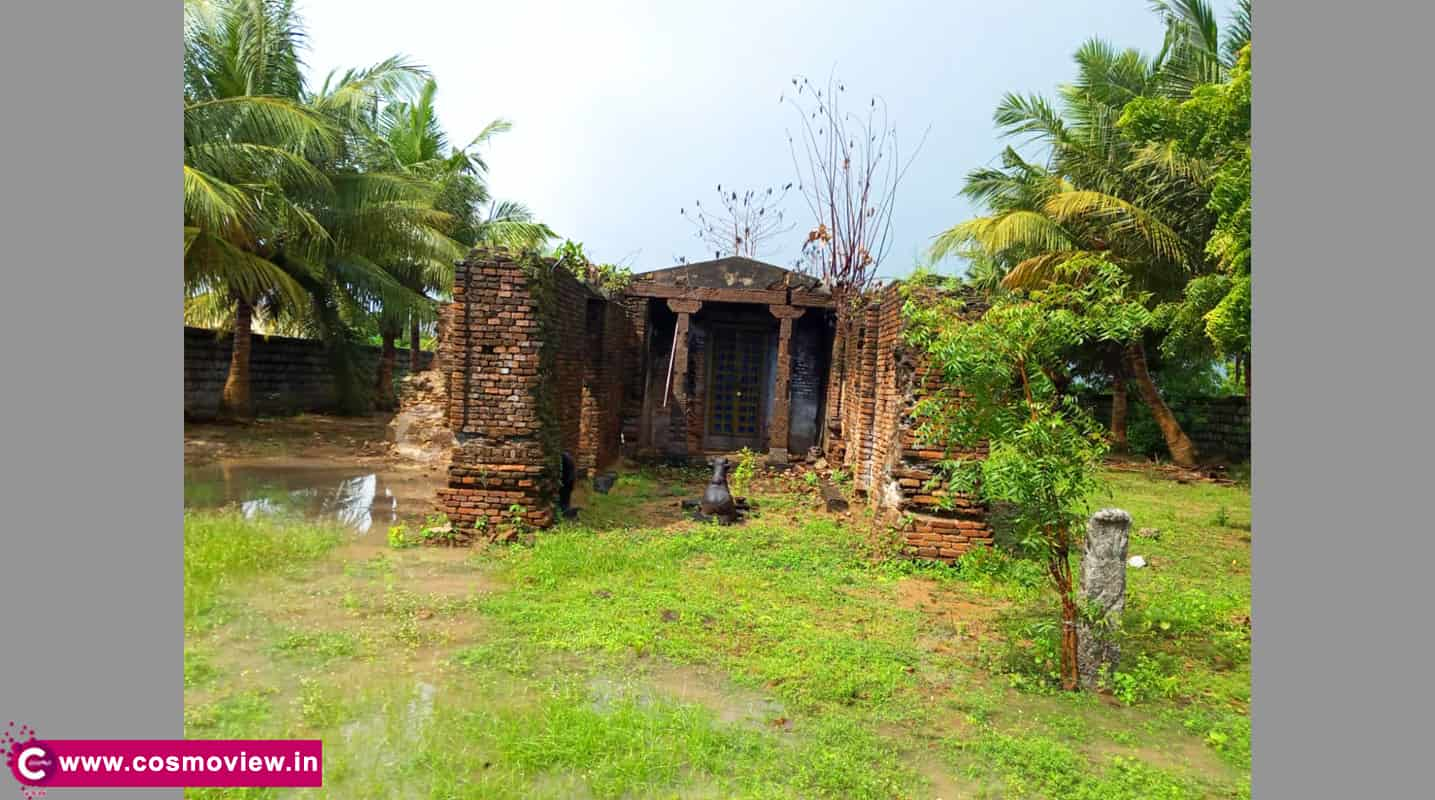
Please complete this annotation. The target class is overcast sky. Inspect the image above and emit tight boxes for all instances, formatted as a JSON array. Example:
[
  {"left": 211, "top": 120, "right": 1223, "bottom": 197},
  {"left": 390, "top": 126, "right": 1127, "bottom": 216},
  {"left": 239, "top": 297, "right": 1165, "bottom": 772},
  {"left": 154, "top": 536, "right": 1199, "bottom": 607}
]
[{"left": 296, "top": 0, "right": 1236, "bottom": 278}]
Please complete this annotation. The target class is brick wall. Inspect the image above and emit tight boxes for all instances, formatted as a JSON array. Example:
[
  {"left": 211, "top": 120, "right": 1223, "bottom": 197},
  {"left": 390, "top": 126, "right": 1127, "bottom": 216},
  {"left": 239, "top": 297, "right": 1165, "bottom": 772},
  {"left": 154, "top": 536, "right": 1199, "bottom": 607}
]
[
  {"left": 577, "top": 299, "right": 630, "bottom": 473},
  {"left": 183, "top": 327, "right": 432, "bottom": 419},
  {"left": 619, "top": 296, "right": 649, "bottom": 449},
  {"left": 1090, "top": 393, "right": 1250, "bottom": 462},
  {"left": 553, "top": 273, "right": 589, "bottom": 463},
  {"left": 437, "top": 251, "right": 629, "bottom": 538},
  {"left": 839, "top": 284, "right": 995, "bottom": 563}
]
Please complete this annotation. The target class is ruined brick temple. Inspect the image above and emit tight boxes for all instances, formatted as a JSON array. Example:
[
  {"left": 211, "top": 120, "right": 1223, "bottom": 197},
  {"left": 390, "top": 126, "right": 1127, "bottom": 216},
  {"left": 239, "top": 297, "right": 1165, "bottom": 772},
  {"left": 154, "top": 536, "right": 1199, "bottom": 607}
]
[{"left": 435, "top": 249, "right": 992, "bottom": 560}]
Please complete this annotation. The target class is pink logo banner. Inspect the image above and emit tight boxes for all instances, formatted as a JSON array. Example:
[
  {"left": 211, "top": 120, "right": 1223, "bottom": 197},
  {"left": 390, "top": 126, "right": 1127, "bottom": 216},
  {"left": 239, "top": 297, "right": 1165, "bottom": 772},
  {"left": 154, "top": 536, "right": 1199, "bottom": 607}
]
[{"left": 6, "top": 738, "right": 323, "bottom": 790}]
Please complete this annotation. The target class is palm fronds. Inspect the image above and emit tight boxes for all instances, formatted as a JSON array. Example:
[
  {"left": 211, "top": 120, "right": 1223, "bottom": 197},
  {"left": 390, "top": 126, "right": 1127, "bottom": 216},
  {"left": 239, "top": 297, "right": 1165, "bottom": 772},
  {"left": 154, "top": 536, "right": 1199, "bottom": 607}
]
[{"left": 474, "top": 200, "right": 557, "bottom": 252}]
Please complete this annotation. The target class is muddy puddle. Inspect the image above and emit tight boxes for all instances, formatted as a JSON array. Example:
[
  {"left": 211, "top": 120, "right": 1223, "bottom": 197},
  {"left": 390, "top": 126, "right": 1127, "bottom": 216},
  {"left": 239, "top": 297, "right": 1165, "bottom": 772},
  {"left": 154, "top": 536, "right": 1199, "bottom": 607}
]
[{"left": 184, "top": 458, "right": 442, "bottom": 534}]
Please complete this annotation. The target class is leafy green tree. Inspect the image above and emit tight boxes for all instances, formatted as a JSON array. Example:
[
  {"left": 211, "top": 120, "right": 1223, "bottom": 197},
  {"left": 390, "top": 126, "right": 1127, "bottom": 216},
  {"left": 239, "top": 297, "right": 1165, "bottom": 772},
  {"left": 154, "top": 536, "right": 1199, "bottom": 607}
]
[
  {"left": 1124, "top": 46, "right": 1252, "bottom": 397},
  {"left": 903, "top": 256, "right": 1152, "bottom": 690},
  {"left": 928, "top": 2, "right": 1250, "bottom": 464},
  {"left": 931, "top": 47, "right": 1204, "bottom": 464},
  {"left": 308, "top": 69, "right": 474, "bottom": 410}
]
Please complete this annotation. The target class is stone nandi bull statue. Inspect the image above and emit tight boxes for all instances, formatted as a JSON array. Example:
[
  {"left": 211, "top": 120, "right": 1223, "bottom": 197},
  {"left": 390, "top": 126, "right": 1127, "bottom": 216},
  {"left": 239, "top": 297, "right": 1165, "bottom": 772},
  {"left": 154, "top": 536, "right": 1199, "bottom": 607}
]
[{"left": 700, "top": 457, "right": 738, "bottom": 524}]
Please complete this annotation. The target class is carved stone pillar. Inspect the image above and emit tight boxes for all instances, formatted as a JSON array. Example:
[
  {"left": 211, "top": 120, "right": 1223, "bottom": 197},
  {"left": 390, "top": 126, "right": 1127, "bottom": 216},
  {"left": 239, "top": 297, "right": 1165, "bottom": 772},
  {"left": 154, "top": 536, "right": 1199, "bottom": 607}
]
[
  {"left": 1077, "top": 508, "right": 1133, "bottom": 691},
  {"left": 666, "top": 299, "right": 702, "bottom": 458},
  {"left": 767, "top": 305, "right": 806, "bottom": 463}
]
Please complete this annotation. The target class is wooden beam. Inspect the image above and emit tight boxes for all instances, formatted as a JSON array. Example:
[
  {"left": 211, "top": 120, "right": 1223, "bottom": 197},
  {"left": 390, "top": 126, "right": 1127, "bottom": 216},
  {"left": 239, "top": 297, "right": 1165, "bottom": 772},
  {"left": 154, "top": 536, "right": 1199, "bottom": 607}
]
[
  {"left": 626, "top": 282, "right": 788, "bottom": 305},
  {"left": 789, "top": 290, "right": 835, "bottom": 308}
]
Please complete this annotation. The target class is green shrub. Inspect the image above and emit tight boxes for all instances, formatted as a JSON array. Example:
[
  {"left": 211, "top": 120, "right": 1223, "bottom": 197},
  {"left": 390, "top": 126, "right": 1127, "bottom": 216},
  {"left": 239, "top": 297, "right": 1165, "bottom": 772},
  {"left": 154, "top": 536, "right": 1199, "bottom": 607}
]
[
  {"left": 730, "top": 447, "right": 759, "bottom": 497},
  {"left": 387, "top": 524, "right": 414, "bottom": 549}
]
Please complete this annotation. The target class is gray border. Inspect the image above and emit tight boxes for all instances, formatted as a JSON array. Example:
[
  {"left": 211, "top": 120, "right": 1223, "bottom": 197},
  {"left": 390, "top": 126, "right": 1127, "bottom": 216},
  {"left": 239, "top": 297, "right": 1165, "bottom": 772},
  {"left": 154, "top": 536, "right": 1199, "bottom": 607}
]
[
  {"left": 1256, "top": 1, "right": 1434, "bottom": 795},
  {"left": 0, "top": 1, "right": 181, "bottom": 796}
]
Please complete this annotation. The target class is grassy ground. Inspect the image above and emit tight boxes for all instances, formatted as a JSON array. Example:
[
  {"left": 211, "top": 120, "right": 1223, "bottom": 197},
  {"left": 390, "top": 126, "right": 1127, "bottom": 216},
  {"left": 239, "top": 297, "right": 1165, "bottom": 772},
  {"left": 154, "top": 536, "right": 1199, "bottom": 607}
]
[{"left": 184, "top": 462, "right": 1250, "bottom": 799}]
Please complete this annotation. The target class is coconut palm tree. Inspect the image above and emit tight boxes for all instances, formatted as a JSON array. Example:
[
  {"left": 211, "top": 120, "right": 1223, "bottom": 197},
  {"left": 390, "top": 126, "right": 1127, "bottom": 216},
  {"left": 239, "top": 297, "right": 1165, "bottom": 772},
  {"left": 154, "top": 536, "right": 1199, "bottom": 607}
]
[
  {"left": 1151, "top": 0, "right": 1252, "bottom": 97},
  {"left": 359, "top": 79, "right": 554, "bottom": 392},
  {"left": 183, "top": 0, "right": 335, "bottom": 418},
  {"left": 928, "top": 3, "right": 1250, "bottom": 466},
  {"left": 184, "top": 0, "right": 440, "bottom": 418}
]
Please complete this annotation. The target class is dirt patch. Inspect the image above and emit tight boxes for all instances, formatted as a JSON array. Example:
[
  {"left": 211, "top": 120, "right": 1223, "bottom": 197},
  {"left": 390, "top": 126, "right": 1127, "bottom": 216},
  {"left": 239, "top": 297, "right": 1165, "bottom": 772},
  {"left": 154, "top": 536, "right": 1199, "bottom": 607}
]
[
  {"left": 562, "top": 466, "right": 709, "bottom": 531},
  {"left": 1104, "top": 457, "right": 1243, "bottom": 486},
  {"left": 566, "top": 485, "right": 695, "bottom": 530},
  {"left": 277, "top": 543, "right": 500, "bottom": 605},
  {"left": 895, "top": 578, "right": 1007, "bottom": 641},
  {"left": 645, "top": 663, "right": 787, "bottom": 727},
  {"left": 185, "top": 414, "right": 399, "bottom": 466}
]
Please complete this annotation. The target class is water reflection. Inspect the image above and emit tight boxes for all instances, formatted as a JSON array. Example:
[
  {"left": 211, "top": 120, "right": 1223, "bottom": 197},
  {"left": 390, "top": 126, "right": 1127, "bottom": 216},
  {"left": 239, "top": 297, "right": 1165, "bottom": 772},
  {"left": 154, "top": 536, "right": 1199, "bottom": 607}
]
[{"left": 184, "top": 463, "right": 403, "bottom": 533}]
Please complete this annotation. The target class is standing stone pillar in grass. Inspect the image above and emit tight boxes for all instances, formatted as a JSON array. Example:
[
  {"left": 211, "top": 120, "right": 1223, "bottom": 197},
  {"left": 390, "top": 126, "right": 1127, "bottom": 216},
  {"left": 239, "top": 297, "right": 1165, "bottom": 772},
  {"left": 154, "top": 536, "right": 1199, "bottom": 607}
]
[
  {"left": 1077, "top": 508, "right": 1133, "bottom": 691},
  {"left": 767, "top": 304, "right": 806, "bottom": 464}
]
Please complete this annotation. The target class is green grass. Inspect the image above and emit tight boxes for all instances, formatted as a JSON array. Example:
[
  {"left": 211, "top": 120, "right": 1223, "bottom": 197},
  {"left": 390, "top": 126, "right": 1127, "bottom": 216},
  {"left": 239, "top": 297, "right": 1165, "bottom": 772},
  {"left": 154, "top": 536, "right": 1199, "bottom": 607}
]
[
  {"left": 183, "top": 463, "right": 1250, "bottom": 799},
  {"left": 953, "top": 730, "right": 1204, "bottom": 799},
  {"left": 270, "top": 629, "right": 362, "bottom": 664},
  {"left": 477, "top": 516, "right": 926, "bottom": 717},
  {"left": 184, "top": 511, "right": 342, "bottom": 630}
]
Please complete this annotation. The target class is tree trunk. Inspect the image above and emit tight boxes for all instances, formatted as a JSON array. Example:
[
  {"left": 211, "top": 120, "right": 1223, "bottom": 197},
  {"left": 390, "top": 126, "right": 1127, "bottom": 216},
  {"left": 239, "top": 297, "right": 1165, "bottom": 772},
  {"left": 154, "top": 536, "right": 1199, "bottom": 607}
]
[
  {"left": 1244, "top": 350, "right": 1251, "bottom": 402},
  {"left": 1125, "top": 342, "right": 1199, "bottom": 467},
  {"left": 220, "top": 296, "right": 255, "bottom": 420},
  {"left": 409, "top": 316, "right": 422, "bottom": 372},
  {"left": 376, "top": 331, "right": 397, "bottom": 411},
  {"left": 1060, "top": 593, "right": 1079, "bottom": 691},
  {"left": 1048, "top": 532, "right": 1080, "bottom": 691},
  {"left": 1109, "top": 372, "right": 1129, "bottom": 452}
]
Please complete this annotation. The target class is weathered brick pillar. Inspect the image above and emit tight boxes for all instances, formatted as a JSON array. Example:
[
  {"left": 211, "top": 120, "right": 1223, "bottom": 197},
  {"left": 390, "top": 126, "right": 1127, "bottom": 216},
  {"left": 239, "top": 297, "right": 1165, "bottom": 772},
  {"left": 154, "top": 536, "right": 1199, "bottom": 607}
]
[
  {"left": 666, "top": 299, "right": 701, "bottom": 459},
  {"left": 437, "top": 251, "right": 557, "bottom": 538},
  {"left": 767, "top": 304, "right": 806, "bottom": 463}
]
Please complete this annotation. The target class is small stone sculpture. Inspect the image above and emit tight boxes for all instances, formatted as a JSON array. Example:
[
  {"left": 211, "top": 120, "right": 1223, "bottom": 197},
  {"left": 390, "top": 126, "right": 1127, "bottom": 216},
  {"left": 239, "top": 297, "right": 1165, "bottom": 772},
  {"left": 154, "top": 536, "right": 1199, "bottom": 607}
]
[{"left": 700, "top": 457, "right": 738, "bottom": 524}]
